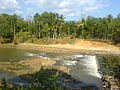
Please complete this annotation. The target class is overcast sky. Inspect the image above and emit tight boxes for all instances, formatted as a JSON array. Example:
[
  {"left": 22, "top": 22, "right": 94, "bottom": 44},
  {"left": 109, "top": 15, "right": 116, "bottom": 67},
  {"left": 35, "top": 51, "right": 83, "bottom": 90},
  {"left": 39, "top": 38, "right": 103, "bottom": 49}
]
[{"left": 0, "top": 0, "right": 120, "bottom": 21}]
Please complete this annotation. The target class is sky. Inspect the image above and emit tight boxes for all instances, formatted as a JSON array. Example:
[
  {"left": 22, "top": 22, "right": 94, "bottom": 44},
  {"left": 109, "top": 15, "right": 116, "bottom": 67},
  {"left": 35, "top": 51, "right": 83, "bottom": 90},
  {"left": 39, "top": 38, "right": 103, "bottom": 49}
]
[{"left": 0, "top": 0, "right": 120, "bottom": 21}]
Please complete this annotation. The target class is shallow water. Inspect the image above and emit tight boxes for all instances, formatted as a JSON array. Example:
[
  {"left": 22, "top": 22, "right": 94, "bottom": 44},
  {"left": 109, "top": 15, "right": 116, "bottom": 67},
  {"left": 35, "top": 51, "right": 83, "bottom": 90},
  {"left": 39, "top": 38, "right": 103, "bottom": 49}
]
[
  {"left": 0, "top": 48, "right": 40, "bottom": 62},
  {"left": 0, "top": 47, "right": 102, "bottom": 88}
]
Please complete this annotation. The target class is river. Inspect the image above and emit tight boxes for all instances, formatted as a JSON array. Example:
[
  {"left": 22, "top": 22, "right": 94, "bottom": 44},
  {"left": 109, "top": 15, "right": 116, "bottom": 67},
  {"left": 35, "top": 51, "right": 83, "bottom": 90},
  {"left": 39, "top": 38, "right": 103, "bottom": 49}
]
[{"left": 0, "top": 47, "right": 102, "bottom": 89}]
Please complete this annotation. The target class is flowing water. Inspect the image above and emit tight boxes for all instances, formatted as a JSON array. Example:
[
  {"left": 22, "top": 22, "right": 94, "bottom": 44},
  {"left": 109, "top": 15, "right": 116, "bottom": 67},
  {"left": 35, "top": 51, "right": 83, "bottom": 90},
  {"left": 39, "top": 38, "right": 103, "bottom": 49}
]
[
  {"left": 69, "top": 55, "right": 101, "bottom": 85},
  {"left": 0, "top": 47, "right": 102, "bottom": 88}
]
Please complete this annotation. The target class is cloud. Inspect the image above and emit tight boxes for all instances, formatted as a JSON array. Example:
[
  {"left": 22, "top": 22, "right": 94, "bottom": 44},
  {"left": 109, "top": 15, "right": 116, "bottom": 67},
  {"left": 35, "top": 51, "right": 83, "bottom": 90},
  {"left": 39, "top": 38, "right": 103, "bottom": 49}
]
[
  {"left": 24, "top": 0, "right": 109, "bottom": 19},
  {"left": 26, "top": 8, "right": 36, "bottom": 15},
  {"left": 15, "top": 10, "right": 23, "bottom": 15},
  {"left": 0, "top": 0, "right": 110, "bottom": 20},
  {"left": 0, "top": 0, "right": 19, "bottom": 12},
  {"left": 59, "top": 1, "right": 70, "bottom": 7}
]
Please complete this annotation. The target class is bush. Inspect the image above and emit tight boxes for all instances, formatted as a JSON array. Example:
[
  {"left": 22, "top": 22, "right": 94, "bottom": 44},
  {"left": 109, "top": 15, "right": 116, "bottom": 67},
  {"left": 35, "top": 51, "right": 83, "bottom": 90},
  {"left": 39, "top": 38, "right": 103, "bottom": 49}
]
[
  {"left": 16, "top": 32, "right": 31, "bottom": 43},
  {"left": 3, "top": 38, "right": 13, "bottom": 43},
  {"left": 32, "top": 67, "right": 60, "bottom": 90},
  {"left": 101, "top": 56, "right": 120, "bottom": 79},
  {"left": 27, "top": 38, "right": 37, "bottom": 43},
  {"left": 1, "top": 78, "right": 7, "bottom": 88}
]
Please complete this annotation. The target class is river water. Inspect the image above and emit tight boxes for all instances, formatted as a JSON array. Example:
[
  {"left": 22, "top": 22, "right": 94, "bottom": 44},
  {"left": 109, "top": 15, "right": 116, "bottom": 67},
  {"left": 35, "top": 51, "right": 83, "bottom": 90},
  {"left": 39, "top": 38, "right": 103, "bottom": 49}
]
[{"left": 0, "top": 48, "right": 102, "bottom": 89}]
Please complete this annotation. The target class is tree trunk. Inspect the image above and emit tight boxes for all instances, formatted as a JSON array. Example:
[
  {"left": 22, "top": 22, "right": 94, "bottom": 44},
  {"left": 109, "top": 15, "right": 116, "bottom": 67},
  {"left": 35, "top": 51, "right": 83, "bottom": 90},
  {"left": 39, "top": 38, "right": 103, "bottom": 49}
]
[
  {"left": 13, "top": 24, "right": 16, "bottom": 41},
  {"left": 38, "top": 23, "right": 41, "bottom": 39}
]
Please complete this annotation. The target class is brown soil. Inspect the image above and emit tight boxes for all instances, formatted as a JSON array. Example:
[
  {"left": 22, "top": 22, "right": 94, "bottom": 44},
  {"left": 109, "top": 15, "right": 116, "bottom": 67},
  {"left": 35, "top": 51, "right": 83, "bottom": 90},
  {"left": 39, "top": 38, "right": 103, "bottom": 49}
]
[{"left": 17, "top": 39, "right": 120, "bottom": 55}]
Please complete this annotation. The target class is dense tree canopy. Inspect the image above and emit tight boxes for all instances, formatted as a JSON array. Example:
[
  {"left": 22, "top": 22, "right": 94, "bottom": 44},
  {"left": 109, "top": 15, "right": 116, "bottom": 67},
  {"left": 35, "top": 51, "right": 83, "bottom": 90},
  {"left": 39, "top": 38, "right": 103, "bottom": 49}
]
[{"left": 0, "top": 12, "right": 120, "bottom": 43}]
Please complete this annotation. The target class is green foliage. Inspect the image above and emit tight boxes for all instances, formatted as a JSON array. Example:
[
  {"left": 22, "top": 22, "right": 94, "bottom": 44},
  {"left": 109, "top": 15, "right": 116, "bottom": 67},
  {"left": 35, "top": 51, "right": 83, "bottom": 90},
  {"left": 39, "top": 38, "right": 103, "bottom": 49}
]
[
  {"left": 0, "top": 67, "right": 64, "bottom": 90},
  {"left": 4, "top": 38, "right": 13, "bottom": 43},
  {"left": 0, "top": 13, "right": 120, "bottom": 44},
  {"left": 27, "top": 38, "right": 37, "bottom": 43},
  {"left": 16, "top": 32, "right": 31, "bottom": 43},
  {"left": 101, "top": 56, "right": 120, "bottom": 80},
  {"left": 1, "top": 78, "right": 7, "bottom": 88},
  {"left": 32, "top": 67, "right": 60, "bottom": 90},
  {"left": 113, "top": 65, "right": 120, "bottom": 80}
]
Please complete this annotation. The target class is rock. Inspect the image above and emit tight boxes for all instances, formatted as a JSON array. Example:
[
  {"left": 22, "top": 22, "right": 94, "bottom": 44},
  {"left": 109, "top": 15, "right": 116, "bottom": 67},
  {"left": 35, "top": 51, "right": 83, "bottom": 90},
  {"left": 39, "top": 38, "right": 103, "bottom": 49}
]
[{"left": 102, "top": 75, "right": 120, "bottom": 90}]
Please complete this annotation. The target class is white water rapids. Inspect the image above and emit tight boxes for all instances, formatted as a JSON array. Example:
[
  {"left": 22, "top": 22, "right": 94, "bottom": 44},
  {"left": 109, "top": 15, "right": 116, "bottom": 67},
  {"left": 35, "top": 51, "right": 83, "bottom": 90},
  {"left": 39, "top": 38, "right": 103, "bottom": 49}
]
[
  {"left": 69, "top": 55, "right": 102, "bottom": 86},
  {"left": 78, "top": 55, "right": 101, "bottom": 78},
  {"left": 26, "top": 52, "right": 102, "bottom": 82}
]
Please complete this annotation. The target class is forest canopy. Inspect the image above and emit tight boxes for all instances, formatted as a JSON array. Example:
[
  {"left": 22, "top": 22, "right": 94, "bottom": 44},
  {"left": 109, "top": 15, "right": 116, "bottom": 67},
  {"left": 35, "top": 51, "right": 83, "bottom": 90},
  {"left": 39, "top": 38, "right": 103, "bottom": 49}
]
[{"left": 0, "top": 12, "right": 120, "bottom": 43}]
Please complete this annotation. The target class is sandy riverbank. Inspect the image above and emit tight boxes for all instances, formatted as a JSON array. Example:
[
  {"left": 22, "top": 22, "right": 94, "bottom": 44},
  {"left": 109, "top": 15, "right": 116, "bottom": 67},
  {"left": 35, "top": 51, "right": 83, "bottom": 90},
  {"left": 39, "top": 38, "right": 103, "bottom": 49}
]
[{"left": 16, "top": 39, "right": 120, "bottom": 55}]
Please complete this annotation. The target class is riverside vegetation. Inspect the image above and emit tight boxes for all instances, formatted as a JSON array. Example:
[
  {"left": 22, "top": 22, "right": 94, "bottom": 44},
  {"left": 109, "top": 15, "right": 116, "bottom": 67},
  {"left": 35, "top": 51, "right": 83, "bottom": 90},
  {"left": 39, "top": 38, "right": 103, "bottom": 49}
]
[
  {"left": 98, "top": 56, "right": 120, "bottom": 89},
  {"left": 0, "top": 67, "right": 64, "bottom": 90},
  {"left": 0, "top": 12, "right": 120, "bottom": 44},
  {"left": 0, "top": 12, "right": 120, "bottom": 90}
]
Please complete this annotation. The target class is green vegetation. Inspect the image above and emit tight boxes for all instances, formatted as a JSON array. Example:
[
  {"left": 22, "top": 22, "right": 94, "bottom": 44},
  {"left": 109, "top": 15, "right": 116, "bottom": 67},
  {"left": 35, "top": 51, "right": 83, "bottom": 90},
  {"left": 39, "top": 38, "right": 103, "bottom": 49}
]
[
  {"left": 0, "top": 67, "right": 64, "bottom": 90},
  {"left": 99, "top": 56, "right": 120, "bottom": 80},
  {"left": 0, "top": 12, "right": 120, "bottom": 89},
  {"left": 30, "top": 67, "right": 62, "bottom": 90},
  {"left": 0, "top": 12, "right": 120, "bottom": 44}
]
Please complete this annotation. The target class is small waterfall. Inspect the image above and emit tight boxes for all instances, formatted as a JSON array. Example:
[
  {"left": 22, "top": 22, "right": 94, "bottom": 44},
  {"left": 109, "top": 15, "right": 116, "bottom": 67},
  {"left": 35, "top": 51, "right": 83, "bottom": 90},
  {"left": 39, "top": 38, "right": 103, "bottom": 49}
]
[
  {"left": 81, "top": 55, "right": 101, "bottom": 78},
  {"left": 70, "top": 55, "right": 102, "bottom": 86}
]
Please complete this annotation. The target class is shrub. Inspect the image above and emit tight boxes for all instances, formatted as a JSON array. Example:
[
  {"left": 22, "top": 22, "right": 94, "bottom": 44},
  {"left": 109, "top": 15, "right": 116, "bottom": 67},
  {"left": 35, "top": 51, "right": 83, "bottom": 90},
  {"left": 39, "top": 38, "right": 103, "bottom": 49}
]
[
  {"left": 1, "top": 78, "right": 7, "bottom": 88},
  {"left": 16, "top": 32, "right": 31, "bottom": 43},
  {"left": 27, "top": 38, "right": 37, "bottom": 43},
  {"left": 32, "top": 67, "right": 60, "bottom": 90},
  {"left": 3, "top": 38, "right": 12, "bottom": 43}
]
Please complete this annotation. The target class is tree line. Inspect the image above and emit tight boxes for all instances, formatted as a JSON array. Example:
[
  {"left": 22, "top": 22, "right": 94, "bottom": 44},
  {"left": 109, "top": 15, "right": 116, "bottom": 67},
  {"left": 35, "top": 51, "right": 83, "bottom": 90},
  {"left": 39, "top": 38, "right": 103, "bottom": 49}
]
[{"left": 0, "top": 12, "right": 120, "bottom": 43}]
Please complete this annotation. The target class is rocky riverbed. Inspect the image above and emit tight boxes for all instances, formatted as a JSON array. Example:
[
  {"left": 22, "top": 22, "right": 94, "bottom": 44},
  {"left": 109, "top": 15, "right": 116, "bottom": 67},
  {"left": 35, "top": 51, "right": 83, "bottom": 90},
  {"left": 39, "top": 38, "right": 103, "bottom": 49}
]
[{"left": 98, "top": 56, "right": 120, "bottom": 90}]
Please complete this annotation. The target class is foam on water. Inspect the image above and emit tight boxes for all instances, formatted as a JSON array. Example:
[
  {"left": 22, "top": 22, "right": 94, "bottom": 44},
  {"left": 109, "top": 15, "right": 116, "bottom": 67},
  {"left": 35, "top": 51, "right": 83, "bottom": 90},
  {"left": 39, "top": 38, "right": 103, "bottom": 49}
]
[
  {"left": 73, "top": 55, "right": 101, "bottom": 78},
  {"left": 26, "top": 53, "right": 37, "bottom": 57},
  {"left": 62, "top": 60, "right": 77, "bottom": 66},
  {"left": 72, "top": 55, "right": 83, "bottom": 58},
  {"left": 39, "top": 56, "right": 51, "bottom": 60},
  {"left": 69, "top": 55, "right": 102, "bottom": 87}
]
